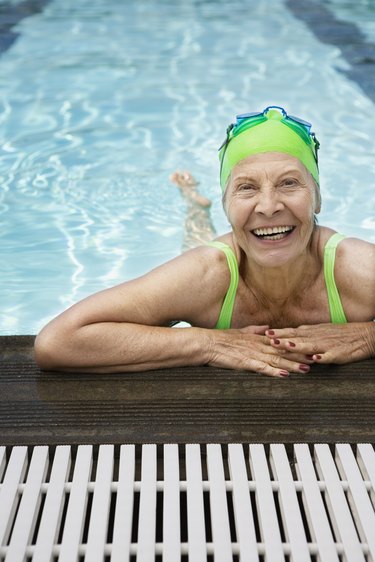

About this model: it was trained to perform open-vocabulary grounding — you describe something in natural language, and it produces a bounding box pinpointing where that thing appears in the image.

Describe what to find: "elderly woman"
[35,106,375,377]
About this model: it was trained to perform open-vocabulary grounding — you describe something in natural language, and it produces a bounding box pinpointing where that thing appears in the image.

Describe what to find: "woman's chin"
[242,229,312,268]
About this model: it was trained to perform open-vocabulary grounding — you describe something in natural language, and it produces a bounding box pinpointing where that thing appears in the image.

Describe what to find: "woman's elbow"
[34,327,72,371]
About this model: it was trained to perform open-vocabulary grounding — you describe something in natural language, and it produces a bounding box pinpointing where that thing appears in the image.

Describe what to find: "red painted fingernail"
[288,341,296,348]
[267,330,275,336]
[280,370,290,377]
[299,364,310,372]
[314,355,322,360]
[272,339,280,345]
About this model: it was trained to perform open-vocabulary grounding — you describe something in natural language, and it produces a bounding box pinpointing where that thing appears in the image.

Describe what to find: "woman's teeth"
[252,226,294,240]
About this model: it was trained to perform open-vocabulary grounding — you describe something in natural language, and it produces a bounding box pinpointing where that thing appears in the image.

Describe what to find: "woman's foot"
[169,171,212,208]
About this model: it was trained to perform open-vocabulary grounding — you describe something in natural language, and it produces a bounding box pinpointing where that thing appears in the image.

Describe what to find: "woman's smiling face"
[224,152,320,268]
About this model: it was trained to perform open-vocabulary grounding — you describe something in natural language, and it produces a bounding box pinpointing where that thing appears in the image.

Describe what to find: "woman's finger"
[270,338,324,356]
[266,328,298,338]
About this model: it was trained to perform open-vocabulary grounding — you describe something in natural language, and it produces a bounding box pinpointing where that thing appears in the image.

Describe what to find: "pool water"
[0,0,374,335]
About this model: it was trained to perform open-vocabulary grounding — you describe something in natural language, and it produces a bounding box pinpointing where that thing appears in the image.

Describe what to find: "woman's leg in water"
[169,171,216,251]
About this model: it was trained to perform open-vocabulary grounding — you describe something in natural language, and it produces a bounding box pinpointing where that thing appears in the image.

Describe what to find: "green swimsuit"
[208,232,347,329]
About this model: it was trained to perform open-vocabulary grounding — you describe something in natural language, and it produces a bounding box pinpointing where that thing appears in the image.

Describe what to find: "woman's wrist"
[182,327,215,366]
[364,322,375,358]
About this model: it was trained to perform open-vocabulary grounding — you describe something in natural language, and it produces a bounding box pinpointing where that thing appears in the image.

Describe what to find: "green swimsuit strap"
[207,241,239,329]
[323,232,347,324]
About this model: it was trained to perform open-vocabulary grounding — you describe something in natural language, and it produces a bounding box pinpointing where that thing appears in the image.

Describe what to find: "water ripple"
[0,0,374,334]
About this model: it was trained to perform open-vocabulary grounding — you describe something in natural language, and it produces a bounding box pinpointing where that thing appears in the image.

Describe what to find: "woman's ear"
[314,182,321,214]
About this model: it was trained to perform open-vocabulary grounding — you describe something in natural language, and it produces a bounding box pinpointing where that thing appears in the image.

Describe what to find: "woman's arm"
[35,316,312,376]
[35,320,211,373]
[266,237,375,364]
[34,249,214,372]
[34,246,312,376]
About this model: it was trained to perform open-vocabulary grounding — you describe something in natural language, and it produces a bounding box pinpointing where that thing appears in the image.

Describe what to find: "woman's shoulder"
[158,236,237,326]
[152,234,237,297]
[327,229,375,269]
[335,234,374,288]
[205,232,242,261]
[316,226,375,318]
[314,226,374,261]
[186,233,237,284]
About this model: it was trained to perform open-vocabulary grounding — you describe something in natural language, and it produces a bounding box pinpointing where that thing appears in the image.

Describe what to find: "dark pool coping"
[0,0,51,54]
[287,0,375,102]
[1,335,374,448]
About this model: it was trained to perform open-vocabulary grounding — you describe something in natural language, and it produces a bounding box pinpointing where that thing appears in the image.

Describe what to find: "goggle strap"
[263,105,287,117]
[219,107,320,170]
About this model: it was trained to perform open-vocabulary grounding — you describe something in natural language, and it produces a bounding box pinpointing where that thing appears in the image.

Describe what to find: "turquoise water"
[0,0,374,335]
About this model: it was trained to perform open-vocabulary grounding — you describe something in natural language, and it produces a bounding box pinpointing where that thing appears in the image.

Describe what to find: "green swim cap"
[219,106,320,191]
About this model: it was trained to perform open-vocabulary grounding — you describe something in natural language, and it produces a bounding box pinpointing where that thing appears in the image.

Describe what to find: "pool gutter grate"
[0,443,374,561]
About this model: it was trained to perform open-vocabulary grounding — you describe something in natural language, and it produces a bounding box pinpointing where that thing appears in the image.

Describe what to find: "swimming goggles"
[219,105,320,165]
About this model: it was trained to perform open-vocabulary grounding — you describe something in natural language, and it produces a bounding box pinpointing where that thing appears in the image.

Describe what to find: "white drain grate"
[0,443,374,561]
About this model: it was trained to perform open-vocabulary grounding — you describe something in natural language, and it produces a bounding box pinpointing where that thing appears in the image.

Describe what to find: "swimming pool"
[0,0,374,335]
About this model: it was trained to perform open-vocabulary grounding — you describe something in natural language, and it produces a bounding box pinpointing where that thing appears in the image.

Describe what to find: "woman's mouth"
[251,225,295,241]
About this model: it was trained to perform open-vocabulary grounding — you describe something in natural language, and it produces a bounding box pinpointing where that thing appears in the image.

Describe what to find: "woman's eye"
[239,183,257,191]
[280,178,298,187]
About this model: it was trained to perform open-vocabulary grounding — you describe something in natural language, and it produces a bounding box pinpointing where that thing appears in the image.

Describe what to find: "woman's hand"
[207,325,313,378]
[265,322,375,365]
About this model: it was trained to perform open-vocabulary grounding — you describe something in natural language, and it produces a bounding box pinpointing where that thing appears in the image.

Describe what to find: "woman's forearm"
[35,321,318,376]
[34,322,212,373]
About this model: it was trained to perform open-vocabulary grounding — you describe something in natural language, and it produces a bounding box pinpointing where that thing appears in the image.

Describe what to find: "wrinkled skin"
[34,154,375,377]
[267,323,375,365]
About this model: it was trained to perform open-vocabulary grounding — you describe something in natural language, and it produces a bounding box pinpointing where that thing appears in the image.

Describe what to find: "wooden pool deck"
[1,336,374,448]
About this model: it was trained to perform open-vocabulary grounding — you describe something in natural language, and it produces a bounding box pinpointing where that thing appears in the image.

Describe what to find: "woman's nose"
[254,189,284,216]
